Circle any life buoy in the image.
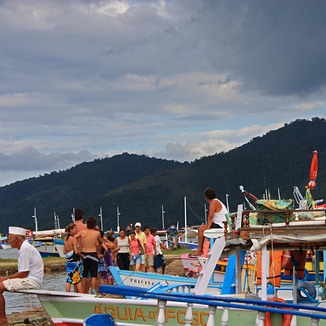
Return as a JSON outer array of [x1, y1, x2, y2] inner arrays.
[[25, 229, 33, 239], [265, 297, 292, 326]]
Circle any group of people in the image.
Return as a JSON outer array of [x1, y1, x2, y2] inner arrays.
[[117, 223, 171, 274], [63, 209, 116, 293], [62, 211, 174, 294], [0, 187, 226, 325]]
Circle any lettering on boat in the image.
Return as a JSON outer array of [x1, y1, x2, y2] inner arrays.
[[129, 277, 156, 286], [94, 304, 210, 325]]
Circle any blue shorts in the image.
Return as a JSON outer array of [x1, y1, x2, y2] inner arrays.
[[154, 254, 166, 269], [130, 254, 142, 265]]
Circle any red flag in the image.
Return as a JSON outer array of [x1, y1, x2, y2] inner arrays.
[[307, 150, 318, 189]]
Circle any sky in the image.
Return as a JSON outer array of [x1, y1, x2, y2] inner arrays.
[[1, 0, 326, 187]]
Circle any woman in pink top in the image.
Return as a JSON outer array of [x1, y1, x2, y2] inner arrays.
[[129, 231, 142, 271]]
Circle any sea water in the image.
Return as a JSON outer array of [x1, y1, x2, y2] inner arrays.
[[1, 248, 66, 314], [5, 272, 67, 314]]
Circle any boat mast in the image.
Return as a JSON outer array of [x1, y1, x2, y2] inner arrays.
[[54, 212, 60, 229], [204, 204, 208, 224], [98, 207, 103, 231], [116, 206, 121, 233], [32, 207, 38, 232], [225, 194, 230, 211], [71, 208, 75, 222], [184, 196, 188, 242], [161, 204, 165, 229]]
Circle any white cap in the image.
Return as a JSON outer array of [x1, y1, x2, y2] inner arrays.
[[8, 226, 27, 236], [135, 222, 141, 227]]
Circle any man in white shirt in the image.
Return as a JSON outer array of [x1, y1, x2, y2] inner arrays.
[[0, 226, 44, 326], [151, 228, 170, 274]]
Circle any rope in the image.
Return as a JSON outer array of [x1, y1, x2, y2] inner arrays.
[[186, 201, 204, 223]]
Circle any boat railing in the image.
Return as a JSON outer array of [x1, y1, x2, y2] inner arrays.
[[99, 284, 326, 326], [239, 208, 326, 229]]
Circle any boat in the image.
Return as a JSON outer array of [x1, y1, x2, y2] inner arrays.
[[0, 235, 11, 250], [31, 208, 66, 257], [108, 266, 225, 294], [18, 206, 326, 325], [34, 240, 64, 258], [53, 238, 65, 257]]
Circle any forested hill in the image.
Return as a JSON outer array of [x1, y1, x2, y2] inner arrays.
[[0, 154, 184, 232], [0, 118, 325, 233]]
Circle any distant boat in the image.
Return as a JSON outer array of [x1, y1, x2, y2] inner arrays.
[[0, 235, 11, 250], [31, 208, 65, 258]]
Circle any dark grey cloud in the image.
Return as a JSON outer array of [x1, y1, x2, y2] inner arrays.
[[0, 147, 97, 171], [197, 1, 326, 95]]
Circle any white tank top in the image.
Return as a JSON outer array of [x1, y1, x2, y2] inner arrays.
[[212, 198, 229, 227], [117, 237, 129, 254]]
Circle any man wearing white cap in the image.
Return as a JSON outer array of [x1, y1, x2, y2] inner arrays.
[[0, 226, 44, 326], [134, 222, 146, 272]]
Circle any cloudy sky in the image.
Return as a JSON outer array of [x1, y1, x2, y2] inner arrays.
[[1, 0, 326, 187]]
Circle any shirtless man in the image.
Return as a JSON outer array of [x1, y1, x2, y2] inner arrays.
[[74, 209, 87, 248], [75, 216, 102, 293], [192, 188, 228, 256]]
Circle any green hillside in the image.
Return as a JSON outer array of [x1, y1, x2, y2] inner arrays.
[[0, 118, 325, 233]]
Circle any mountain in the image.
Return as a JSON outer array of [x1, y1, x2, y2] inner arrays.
[[0, 118, 325, 233]]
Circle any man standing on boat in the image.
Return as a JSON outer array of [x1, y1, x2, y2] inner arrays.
[[0, 226, 44, 326], [192, 188, 228, 256]]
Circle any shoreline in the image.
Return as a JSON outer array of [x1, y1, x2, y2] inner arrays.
[[0, 257, 67, 275]]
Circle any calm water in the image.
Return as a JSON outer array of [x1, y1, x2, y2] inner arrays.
[[1, 248, 67, 314], [5, 272, 67, 314]]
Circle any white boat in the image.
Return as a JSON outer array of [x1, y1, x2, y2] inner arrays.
[[35, 240, 65, 258], [53, 238, 65, 258]]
